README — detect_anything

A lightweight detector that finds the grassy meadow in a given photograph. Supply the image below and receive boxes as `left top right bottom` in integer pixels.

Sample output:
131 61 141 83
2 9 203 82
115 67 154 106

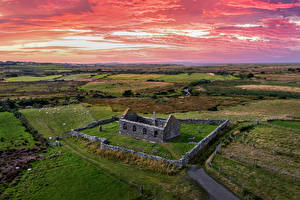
5 75 62 82
208 123 300 200
156 73 238 82
80 80 172 96
4 147 139 200
0 112 36 150
21 104 95 138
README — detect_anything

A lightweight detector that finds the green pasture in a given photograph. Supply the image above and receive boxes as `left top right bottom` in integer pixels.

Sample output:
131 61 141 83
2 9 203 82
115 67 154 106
21 104 95 138
210 123 300 200
80 80 172 96
108 74 164 80
4 147 139 200
268 120 300 130
58 73 92 81
156 73 238 82
5 75 62 82
82 122 218 159
0 112 36 150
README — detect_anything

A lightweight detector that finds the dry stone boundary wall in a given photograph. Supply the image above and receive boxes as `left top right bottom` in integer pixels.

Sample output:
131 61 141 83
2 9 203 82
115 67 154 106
66 117 230 168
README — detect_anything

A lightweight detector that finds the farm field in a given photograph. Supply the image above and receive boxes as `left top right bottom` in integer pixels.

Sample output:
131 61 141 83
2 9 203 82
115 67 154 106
5 75 62 82
57 73 93 81
236 84 300 93
0 112 36 150
4 147 139 200
21 104 95 138
80 80 172 96
268 120 300 130
0 81 83 99
156 73 238 82
82 122 218 159
208 123 300 200
108 73 164 80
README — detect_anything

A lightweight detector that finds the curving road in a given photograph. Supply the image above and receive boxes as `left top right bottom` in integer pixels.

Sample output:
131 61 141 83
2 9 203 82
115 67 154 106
188 165 239 200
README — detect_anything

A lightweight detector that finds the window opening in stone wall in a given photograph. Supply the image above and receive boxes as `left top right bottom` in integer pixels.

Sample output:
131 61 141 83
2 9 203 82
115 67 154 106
143 128 147 134
123 123 127 130
133 125 136 132
154 130 158 137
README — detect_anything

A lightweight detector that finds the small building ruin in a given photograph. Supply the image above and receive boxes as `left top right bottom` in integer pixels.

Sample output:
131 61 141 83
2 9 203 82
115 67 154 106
119 108 181 142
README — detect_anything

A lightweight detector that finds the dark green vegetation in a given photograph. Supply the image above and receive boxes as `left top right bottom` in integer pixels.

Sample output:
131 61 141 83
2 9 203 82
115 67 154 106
0 112 35 150
1 62 300 199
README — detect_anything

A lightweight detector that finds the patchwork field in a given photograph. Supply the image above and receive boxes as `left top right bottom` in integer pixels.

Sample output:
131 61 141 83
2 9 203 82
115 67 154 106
209 123 300 200
57 73 93 81
156 73 238 82
21 104 95 138
108 73 164 80
80 80 172 96
82 122 218 159
5 75 62 82
236 84 300 93
0 81 83 99
0 112 36 150
4 147 139 200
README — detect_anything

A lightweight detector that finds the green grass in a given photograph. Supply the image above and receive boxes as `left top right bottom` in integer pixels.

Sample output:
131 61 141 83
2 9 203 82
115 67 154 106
268 120 300 130
57 73 92 81
5 75 62 82
80 80 171 97
84 104 121 120
108 74 164 80
82 122 218 159
92 74 110 79
21 104 95 138
0 112 36 150
4 147 139 200
156 73 238 82
212 155 300 200
209 123 300 199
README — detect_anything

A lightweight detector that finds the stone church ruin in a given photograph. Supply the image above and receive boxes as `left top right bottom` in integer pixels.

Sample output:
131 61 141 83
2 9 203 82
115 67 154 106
119 108 181 142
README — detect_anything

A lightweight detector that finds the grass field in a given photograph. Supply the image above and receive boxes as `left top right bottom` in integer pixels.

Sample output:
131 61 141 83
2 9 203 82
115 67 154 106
0 112 36 150
171 99 300 122
108 74 164 80
156 73 238 82
268 120 300 130
236 84 300 93
0 81 83 99
58 73 92 81
209 124 300 199
80 80 172 96
4 147 139 200
21 104 95 138
82 122 218 159
5 75 62 82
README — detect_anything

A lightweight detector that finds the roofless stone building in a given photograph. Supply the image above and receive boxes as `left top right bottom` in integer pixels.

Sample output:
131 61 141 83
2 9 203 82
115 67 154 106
119 108 181 142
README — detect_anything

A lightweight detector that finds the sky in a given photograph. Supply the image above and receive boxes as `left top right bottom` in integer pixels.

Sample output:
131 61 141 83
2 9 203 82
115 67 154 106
0 0 300 63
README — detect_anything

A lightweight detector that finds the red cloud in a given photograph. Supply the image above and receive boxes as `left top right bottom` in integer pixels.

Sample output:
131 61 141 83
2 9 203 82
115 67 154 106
0 0 299 63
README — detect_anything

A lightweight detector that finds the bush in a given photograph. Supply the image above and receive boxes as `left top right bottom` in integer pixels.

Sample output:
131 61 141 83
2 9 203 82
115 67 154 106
122 90 133 97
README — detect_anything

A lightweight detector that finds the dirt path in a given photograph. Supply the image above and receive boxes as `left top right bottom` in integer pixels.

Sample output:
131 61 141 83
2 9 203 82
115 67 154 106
188 165 239 200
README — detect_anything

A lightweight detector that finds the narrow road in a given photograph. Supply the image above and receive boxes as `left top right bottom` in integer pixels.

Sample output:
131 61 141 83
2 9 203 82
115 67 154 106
188 165 239 200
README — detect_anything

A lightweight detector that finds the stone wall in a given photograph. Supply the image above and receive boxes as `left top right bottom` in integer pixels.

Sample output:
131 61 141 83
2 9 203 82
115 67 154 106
179 120 230 165
177 118 227 125
65 116 230 168
73 116 119 132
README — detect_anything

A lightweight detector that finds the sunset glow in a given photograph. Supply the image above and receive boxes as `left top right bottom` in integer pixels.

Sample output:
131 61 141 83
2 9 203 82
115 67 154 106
0 0 300 63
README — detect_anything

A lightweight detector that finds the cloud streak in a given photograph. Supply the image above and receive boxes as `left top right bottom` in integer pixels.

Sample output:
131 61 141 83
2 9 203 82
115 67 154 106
0 0 299 63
